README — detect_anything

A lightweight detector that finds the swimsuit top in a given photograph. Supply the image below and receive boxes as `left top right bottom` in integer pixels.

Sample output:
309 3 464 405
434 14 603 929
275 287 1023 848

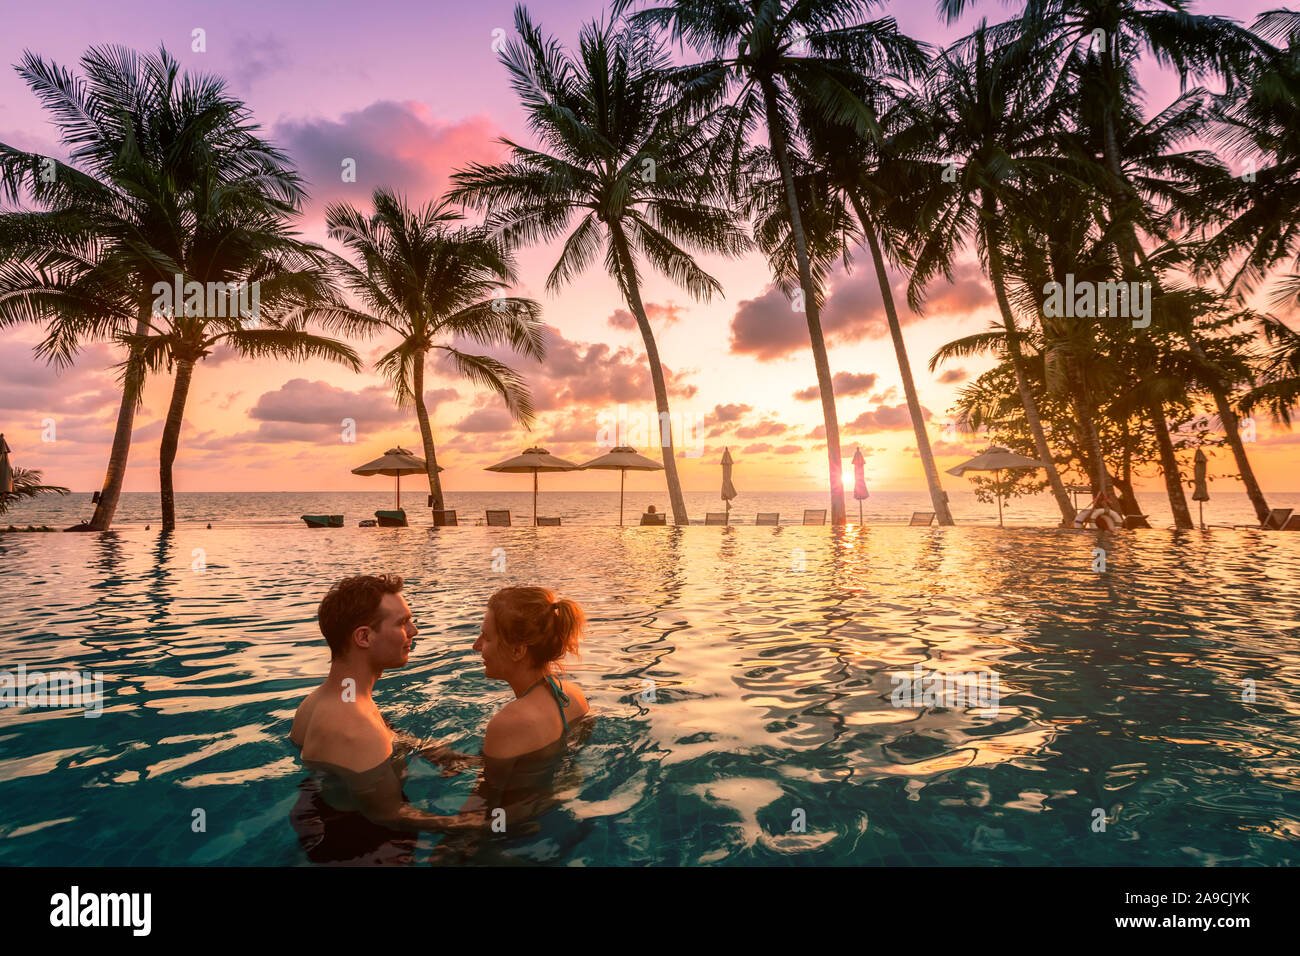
522 674 572 733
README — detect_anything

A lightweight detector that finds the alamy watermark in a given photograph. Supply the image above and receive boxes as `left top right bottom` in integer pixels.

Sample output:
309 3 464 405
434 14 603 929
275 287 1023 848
152 275 261 327
1042 274 1151 329
890 665 1000 717
595 404 703 457
1 665 104 717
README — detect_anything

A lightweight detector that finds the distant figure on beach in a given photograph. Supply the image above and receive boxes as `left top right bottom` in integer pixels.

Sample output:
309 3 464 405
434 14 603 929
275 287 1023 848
645 504 657 515
288 573 482 864
1074 492 1124 531
429 586 592 863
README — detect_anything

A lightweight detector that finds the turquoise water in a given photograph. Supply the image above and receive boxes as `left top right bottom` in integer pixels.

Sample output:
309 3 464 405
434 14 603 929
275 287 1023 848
1 524 1298 865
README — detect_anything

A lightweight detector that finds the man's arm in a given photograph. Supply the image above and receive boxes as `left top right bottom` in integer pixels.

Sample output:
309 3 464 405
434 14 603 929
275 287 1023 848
384 718 482 776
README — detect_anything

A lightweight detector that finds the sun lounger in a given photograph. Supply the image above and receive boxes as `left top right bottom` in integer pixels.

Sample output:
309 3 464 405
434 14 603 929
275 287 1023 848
1123 513 1151 529
909 511 935 526
358 519 377 527
639 512 666 525
432 510 457 526
802 509 826 525
536 516 560 526
485 510 511 526
375 509 407 527
1283 514 1300 531
755 512 779 526
704 512 728 525
300 514 343 528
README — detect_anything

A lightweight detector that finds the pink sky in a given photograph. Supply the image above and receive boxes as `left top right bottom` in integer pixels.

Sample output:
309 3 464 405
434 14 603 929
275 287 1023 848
1 0 1295 496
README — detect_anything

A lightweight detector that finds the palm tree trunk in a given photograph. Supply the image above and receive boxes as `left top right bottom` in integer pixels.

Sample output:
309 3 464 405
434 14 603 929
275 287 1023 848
851 193 954 525
982 206 1076 525
412 352 445 514
159 357 195 532
608 221 689 526
761 80 846 524
1147 395 1194 529
1062 355 1112 497
1205 383 1268 523
87 299 152 531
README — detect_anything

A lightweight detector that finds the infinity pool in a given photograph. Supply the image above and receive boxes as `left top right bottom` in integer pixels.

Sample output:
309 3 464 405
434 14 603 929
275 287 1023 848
1 526 1297 865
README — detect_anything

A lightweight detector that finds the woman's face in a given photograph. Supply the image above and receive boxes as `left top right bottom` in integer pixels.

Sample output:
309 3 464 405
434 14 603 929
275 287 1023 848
473 607 518 681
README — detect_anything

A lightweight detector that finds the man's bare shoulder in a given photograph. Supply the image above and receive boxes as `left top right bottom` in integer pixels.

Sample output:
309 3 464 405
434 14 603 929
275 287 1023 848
293 687 393 772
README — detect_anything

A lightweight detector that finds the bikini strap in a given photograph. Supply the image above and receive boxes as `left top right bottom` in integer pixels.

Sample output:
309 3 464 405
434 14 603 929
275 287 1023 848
544 674 570 732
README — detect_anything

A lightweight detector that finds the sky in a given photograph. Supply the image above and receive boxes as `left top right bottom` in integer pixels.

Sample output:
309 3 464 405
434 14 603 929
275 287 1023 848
0 0 1295 498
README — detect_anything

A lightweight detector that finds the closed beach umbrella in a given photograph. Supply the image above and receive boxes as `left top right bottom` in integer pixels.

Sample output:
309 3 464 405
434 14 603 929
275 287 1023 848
351 446 438 508
720 447 737 525
1193 447 1210 528
947 445 1044 527
486 446 580 526
0 434 13 495
852 446 868 524
579 445 663 526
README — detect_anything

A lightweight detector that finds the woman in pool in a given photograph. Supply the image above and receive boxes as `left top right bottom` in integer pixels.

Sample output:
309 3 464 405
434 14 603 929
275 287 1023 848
429 587 591 862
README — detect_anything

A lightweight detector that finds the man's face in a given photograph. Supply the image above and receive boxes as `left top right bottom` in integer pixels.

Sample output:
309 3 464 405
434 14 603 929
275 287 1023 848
357 592 416 669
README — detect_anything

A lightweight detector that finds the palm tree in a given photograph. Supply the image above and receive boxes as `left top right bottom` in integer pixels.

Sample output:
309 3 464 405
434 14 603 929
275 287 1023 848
0 46 307 531
912 23 1079 524
748 84 957 524
452 6 749 526
0 467 70 517
619 0 928 525
316 188 545 514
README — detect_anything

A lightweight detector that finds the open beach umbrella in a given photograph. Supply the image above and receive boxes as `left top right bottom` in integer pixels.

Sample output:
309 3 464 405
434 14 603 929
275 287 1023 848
720 447 737 525
0 434 13 496
947 445 1044 527
852 446 868 524
351 446 438 508
1193 447 1210 528
486 446 580 526
579 445 663 526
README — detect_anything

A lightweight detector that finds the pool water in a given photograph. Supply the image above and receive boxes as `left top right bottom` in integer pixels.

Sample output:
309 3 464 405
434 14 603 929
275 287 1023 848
1 526 1297 865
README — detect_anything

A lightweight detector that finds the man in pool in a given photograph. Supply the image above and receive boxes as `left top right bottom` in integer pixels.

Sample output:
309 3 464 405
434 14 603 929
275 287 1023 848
289 573 485 861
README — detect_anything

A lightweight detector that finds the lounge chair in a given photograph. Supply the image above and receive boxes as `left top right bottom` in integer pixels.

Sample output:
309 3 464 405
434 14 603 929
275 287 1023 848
909 511 935 526
300 514 343 529
358 519 377 527
375 509 407 527
432 509 458 526
802 509 826 525
639 512 666 526
1123 513 1151 529
704 512 728 525
485 510 511 527
536 516 560 526
1283 514 1300 531
755 512 779 526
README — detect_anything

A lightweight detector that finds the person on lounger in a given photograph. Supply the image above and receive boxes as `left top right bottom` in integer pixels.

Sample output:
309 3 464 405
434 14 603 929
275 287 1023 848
289 574 483 863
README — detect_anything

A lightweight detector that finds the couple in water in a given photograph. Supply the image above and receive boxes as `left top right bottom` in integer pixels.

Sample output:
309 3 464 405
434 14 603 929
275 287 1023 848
289 574 589 864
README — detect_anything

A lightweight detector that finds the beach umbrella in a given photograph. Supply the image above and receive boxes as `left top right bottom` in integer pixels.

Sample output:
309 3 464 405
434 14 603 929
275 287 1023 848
852 446 868 524
579 445 663 526
351 446 439 509
1193 447 1210 528
0 434 13 496
486 446 581 526
720 447 737 525
947 445 1044 527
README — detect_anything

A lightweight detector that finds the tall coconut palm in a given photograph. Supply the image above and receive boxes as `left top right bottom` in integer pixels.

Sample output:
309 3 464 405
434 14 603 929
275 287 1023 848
316 188 545 515
748 85 957 524
1011 0 1273 522
0 45 306 531
452 6 749 526
619 0 928 525
911 23 1078 524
